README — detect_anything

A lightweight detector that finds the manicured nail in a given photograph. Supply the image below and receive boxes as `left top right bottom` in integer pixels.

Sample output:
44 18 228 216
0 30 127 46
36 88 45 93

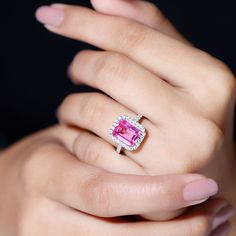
183 179 218 203
212 205 235 230
35 6 64 27
210 222 231 236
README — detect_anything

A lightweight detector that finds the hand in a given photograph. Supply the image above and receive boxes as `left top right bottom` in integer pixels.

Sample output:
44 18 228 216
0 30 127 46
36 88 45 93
0 125 225 235
35 0 235 221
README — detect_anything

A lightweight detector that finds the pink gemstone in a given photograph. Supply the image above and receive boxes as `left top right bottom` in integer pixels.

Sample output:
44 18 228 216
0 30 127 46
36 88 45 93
113 120 142 147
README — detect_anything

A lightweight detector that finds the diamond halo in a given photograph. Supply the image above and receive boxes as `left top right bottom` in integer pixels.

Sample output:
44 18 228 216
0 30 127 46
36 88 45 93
109 115 146 153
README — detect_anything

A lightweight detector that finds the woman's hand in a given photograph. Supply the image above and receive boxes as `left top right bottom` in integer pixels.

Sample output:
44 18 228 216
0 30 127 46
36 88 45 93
0 125 225 235
36 1 235 186
36 0 235 222
36 0 236 222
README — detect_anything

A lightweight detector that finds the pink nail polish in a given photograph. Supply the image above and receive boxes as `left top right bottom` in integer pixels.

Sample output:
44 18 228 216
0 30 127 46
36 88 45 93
183 179 218 203
212 205 235 230
35 6 64 27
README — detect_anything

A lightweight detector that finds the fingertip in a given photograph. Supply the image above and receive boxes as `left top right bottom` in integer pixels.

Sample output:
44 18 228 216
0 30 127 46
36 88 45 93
183 178 218 205
35 6 48 23
35 5 64 27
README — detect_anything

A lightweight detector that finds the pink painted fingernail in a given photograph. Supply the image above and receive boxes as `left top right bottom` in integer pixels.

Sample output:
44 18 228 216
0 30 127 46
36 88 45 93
212 205 235 230
183 179 218 203
35 6 64 27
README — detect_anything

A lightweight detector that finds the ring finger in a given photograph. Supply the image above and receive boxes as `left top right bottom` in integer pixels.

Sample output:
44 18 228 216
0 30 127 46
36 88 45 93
72 130 146 174
58 92 159 166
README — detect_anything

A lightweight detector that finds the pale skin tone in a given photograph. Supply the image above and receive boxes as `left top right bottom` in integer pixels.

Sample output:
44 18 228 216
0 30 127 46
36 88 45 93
36 0 236 233
54 1 236 192
0 0 235 235
0 126 228 235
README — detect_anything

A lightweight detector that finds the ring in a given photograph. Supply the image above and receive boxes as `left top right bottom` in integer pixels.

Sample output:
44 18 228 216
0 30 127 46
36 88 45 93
109 114 146 154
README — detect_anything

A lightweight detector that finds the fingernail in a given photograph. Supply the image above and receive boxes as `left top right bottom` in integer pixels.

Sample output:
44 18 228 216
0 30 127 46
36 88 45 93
35 5 64 27
210 222 231 236
183 179 218 203
212 205 235 230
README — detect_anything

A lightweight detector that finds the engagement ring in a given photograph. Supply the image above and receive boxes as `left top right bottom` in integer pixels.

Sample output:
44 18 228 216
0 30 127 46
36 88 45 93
109 114 146 154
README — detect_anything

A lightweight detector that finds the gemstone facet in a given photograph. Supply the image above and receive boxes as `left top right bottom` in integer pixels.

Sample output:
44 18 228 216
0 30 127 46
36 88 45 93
109 115 146 151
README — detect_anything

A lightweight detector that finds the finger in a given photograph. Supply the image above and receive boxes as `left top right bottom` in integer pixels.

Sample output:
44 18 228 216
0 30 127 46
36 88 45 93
36 200 131 236
112 199 233 236
43 200 232 236
58 92 191 173
44 125 80 153
57 91 223 175
39 144 218 217
72 130 146 175
58 92 164 164
39 196 233 236
91 0 190 44
36 4 221 88
68 50 180 125
72 129 224 222
163 199 234 236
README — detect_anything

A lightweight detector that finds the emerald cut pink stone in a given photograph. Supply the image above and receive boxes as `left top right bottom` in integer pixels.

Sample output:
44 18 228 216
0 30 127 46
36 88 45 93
112 120 142 147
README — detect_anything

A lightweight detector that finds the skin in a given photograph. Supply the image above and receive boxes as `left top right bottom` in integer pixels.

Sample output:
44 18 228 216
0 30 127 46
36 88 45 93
0 0 234 235
0 125 227 235
36 0 236 230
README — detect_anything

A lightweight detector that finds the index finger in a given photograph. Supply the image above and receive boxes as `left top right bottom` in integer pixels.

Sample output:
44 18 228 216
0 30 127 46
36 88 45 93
35 4 221 88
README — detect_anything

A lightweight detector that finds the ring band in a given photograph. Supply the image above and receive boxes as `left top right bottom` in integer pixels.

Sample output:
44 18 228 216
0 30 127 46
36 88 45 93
109 114 146 154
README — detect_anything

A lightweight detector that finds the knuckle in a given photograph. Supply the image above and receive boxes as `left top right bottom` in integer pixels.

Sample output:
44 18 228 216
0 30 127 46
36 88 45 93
79 93 107 127
198 121 224 163
58 93 79 121
74 133 103 165
211 61 236 99
145 181 170 206
93 52 129 86
200 55 236 101
117 20 148 51
169 112 225 173
70 53 80 77
73 50 86 65
69 50 90 80
185 119 224 172
81 172 113 217
145 3 167 27
144 1 160 14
